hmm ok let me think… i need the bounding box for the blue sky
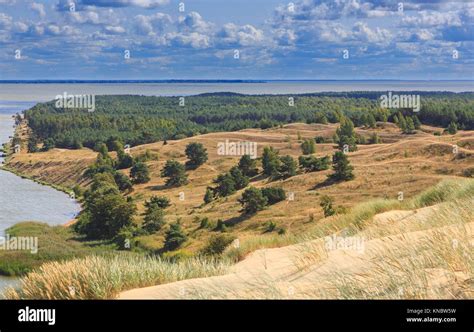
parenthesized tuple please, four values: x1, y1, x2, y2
(0, 0, 473, 80)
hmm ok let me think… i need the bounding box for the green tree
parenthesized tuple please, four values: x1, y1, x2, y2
(237, 155, 258, 177)
(239, 187, 268, 214)
(413, 115, 421, 129)
(262, 146, 281, 177)
(314, 112, 328, 124)
(405, 117, 415, 134)
(369, 132, 381, 144)
(301, 138, 316, 155)
(447, 121, 458, 134)
(113, 172, 133, 192)
(330, 151, 354, 181)
(116, 150, 134, 169)
(367, 113, 376, 128)
(335, 116, 357, 152)
(185, 142, 208, 169)
(203, 187, 214, 204)
(214, 173, 236, 197)
(229, 166, 249, 190)
(74, 178, 136, 240)
(143, 205, 165, 234)
(130, 162, 151, 184)
(298, 155, 330, 172)
(163, 222, 187, 251)
(161, 160, 188, 187)
(145, 195, 171, 209)
(278, 155, 297, 178)
(320, 195, 335, 217)
(261, 187, 286, 205)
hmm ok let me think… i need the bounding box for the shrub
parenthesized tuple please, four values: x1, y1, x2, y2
(320, 195, 336, 217)
(298, 155, 330, 172)
(145, 196, 171, 210)
(163, 222, 187, 251)
(143, 205, 165, 234)
(161, 160, 188, 187)
(239, 187, 268, 214)
(301, 139, 316, 155)
(261, 187, 286, 205)
(185, 142, 208, 169)
(130, 162, 150, 184)
(201, 234, 236, 256)
(238, 155, 258, 177)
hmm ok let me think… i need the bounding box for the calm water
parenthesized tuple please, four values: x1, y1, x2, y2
(0, 81, 473, 102)
(0, 102, 80, 294)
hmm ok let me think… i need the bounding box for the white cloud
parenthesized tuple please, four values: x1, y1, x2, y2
(30, 2, 46, 19)
(134, 13, 172, 35)
(217, 23, 264, 46)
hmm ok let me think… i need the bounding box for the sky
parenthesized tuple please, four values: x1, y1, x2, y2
(0, 0, 473, 80)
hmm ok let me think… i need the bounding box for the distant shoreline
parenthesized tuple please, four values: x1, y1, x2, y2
(1, 79, 474, 84)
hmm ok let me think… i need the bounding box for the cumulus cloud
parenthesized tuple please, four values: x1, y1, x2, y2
(217, 23, 265, 46)
(81, 0, 168, 8)
(179, 12, 213, 33)
(134, 12, 172, 35)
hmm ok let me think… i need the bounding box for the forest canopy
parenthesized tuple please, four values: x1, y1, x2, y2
(24, 91, 474, 150)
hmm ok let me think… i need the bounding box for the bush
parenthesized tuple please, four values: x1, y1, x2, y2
(130, 162, 151, 184)
(113, 172, 133, 192)
(145, 196, 171, 209)
(261, 187, 286, 205)
(238, 155, 258, 177)
(320, 195, 335, 217)
(298, 155, 330, 172)
(163, 222, 187, 251)
(185, 142, 208, 169)
(161, 160, 188, 187)
(301, 139, 316, 155)
(143, 205, 165, 234)
(201, 234, 236, 256)
(239, 187, 268, 214)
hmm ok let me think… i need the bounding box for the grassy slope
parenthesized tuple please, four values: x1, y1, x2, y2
(0, 222, 113, 276)
(6, 178, 473, 299)
(5, 122, 474, 255)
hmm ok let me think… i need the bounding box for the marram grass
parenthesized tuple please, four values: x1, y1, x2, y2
(4, 254, 230, 299)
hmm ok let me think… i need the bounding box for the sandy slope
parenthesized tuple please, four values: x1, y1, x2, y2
(119, 202, 474, 299)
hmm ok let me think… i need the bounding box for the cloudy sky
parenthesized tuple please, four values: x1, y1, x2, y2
(0, 0, 472, 80)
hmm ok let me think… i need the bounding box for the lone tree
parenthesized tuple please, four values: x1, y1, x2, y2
(239, 187, 268, 214)
(185, 142, 208, 169)
(447, 121, 458, 135)
(301, 138, 316, 155)
(161, 160, 188, 187)
(238, 155, 258, 177)
(320, 195, 336, 217)
(335, 116, 357, 152)
(330, 151, 354, 181)
(130, 162, 151, 184)
(163, 222, 187, 251)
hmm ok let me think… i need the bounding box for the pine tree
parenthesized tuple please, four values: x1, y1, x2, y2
(447, 121, 458, 134)
(262, 146, 280, 177)
(413, 115, 421, 129)
(161, 160, 188, 187)
(335, 116, 357, 152)
(301, 139, 316, 155)
(203, 187, 214, 204)
(330, 151, 354, 181)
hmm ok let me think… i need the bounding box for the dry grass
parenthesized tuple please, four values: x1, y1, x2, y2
(3, 254, 230, 299)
